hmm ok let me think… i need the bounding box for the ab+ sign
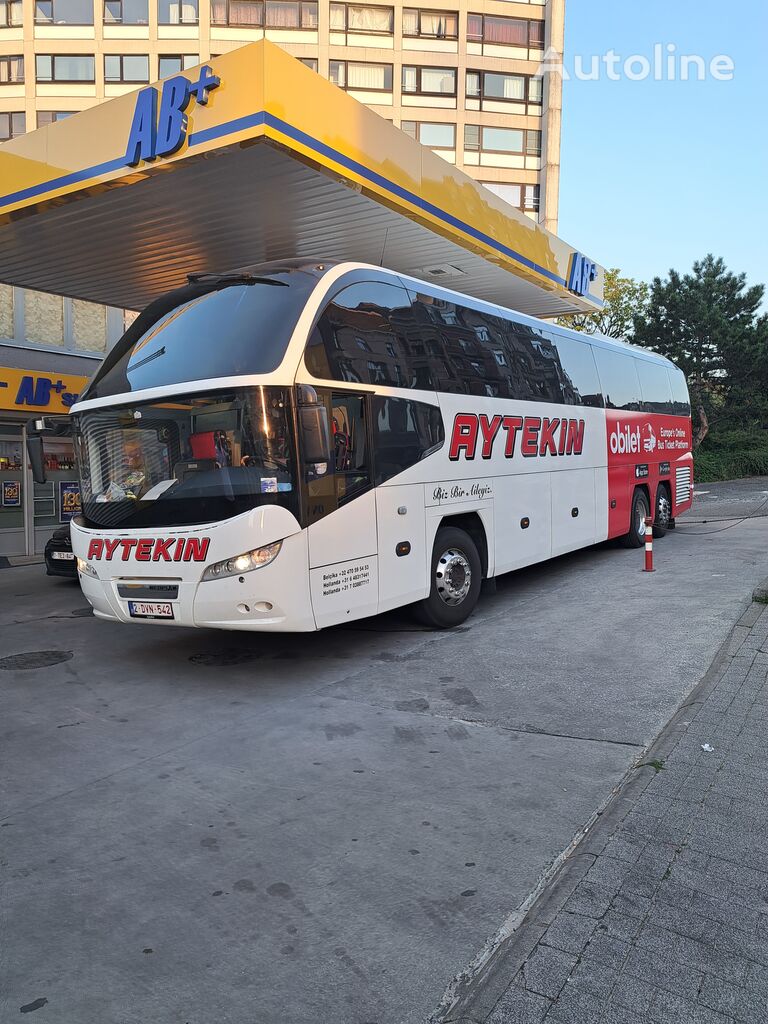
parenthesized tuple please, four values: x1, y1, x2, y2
(125, 65, 220, 167)
(567, 251, 598, 298)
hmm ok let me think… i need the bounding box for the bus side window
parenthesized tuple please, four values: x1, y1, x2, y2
(330, 392, 371, 504)
(543, 332, 605, 408)
(636, 359, 675, 415)
(305, 281, 413, 387)
(593, 346, 643, 411)
(503, 324, 564, 404)
(372, 396, 444, 485)
(668, 367, 691, 417)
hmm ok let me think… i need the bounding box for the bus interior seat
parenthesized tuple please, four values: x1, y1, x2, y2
(189, 431, 217, 460)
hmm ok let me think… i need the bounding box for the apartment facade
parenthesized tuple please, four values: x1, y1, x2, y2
(1, 0, 563, 226)
(0, 0, 564, 553)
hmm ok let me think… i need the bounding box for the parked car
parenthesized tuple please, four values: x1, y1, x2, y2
(44, 524, 77, 579)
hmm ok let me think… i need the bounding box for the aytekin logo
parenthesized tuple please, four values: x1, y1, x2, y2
(125, 65, 220, 167)
(86, 537, 210, 562)
(449, 413, 585, 461)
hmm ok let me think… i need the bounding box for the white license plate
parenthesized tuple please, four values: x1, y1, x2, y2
(128, 601, 174, 619)
(52, 551, 75, 560)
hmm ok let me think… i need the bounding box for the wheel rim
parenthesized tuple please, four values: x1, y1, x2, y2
(435, 548, 472, 606)
(656, 492, 671, 528)
(637, 500, 649, 536)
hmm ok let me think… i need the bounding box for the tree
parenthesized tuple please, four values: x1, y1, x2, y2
(632, 255, 765, 391)
(558, 268, 649, 339)
(632, 255, 768, 446)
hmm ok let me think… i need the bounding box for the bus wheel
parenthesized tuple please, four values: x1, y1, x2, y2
(653, 485, 672, 538)
(619, 489, 650, 549)
(415, 527, 482, 629)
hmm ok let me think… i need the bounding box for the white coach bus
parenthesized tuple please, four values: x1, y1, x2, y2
(67, 260, 693, 631)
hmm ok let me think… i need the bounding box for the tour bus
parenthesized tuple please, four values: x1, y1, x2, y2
(66, 259, 693, 631)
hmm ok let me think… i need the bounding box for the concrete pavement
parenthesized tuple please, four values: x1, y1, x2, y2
(2, 482, 768, 1023)
(462, 596, 768, 1024)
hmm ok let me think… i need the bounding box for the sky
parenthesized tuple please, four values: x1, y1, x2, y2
(558, 0, 766, 293)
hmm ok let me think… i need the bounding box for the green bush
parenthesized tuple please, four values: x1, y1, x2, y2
(694, 429, 768, 482)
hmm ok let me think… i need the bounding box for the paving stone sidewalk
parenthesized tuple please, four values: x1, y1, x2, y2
(463, 599, 768, 1024)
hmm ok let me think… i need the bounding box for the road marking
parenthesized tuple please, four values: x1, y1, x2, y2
(693, 490, 710, 496)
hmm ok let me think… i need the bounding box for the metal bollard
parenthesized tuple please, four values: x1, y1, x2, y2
(643, 516, 654, 572)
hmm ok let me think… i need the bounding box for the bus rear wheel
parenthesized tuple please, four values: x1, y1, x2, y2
(619, 489, 650, 549)
(653, 485, 672, 538)
(415, 526, 482, 629)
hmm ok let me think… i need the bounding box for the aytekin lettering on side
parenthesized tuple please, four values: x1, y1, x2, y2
(448, 413, 585, 461)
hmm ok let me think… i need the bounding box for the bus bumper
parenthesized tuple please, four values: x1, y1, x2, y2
(72, 512, 317, 632)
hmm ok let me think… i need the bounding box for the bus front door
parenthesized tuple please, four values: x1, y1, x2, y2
(306, 391, 379, 628)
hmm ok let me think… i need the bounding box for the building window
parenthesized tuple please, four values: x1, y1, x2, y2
(35, 0, 94, 23)
(0, 0, 23, 26)
(400, 120, 454, 150)
(330, 3, 393, 34)
(211, 0, 262, 24)
(159, 53, 198, 76)
(36, 55, 95, 82)
(464, 124, 541, 156)
(0, 111, 25, 140)
(105, 54, 150, 83)
(402, 8, 457, 39)
(299, 57, 318, 71)
(37, 110, 76, 126)
(466, 70, 542, 107)
(158, 0, 198, 25)
(402, 64, 456, 96)
(330, 60, 393, 91)
(467, 13, 544, 49)
(481, 181, 540, 213)
(264, 1, 317, 27)
(211, 0, 316, 26)
(104, 0, 149, 24)
(0, 55, 23, 83)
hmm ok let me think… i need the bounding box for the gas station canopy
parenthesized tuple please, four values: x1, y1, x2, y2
(0, 41, 604, 318)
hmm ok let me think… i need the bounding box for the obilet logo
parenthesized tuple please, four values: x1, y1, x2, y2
(609, 423, 641, 455)
(609, 423, 659, 456)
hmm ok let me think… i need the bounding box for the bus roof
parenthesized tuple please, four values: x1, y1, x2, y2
(0, 41, 605, 320)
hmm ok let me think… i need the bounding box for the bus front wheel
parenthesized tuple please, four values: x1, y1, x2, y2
(415, 527, 482, 629)
(619, 489, 650, 549)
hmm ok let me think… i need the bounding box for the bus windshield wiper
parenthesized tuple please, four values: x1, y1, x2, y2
(129, 346, 165, 371)
(186, 272, 288, 287)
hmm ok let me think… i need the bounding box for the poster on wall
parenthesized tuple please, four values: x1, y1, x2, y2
(59, 481, 82, 523)
(2, 480, 21, 506)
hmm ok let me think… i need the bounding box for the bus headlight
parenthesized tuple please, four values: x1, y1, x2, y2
(201, 541, 282, 582)
(76, 557, 98, 578)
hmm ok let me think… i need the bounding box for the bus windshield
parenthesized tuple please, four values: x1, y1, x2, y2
(72, 387, 296, 528)
(80, 267, 321, 401)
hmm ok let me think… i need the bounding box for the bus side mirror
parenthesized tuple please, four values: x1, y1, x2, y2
(27, 435, 47, 484)
(298, 405, 332, 464)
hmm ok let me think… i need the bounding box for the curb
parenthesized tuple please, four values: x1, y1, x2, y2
(0, 556, 45, 569)
(433, 599, 747, 1024)
(752, 576, 768, 603)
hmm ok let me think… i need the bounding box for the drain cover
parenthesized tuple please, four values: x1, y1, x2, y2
(0, 650, 74, 670)
(189, 649, 257, 666)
